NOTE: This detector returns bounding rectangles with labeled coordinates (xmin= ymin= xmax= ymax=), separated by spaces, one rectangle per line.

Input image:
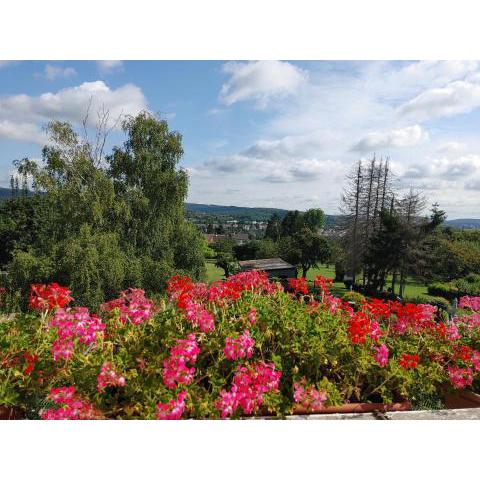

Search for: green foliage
xmin=0 ymin=113 xmax=205 ymax=308
xmin=428 ymin=274 xmax=480 ymax=300
xmin=233 ymin=239 xmax=278 ymax=261
xmin=279 ymin=228 xmax=331 ymax=277
xmin=342 ymin=291 xmax=366 ymax=304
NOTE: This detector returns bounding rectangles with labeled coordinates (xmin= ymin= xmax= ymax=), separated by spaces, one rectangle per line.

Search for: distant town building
xmin=238 ymin=257 xmax=297 ymax=281
xmin=204 ymin=232 xmax=250 ymax=245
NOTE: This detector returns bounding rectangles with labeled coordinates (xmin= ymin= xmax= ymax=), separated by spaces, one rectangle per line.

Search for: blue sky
xmin=1 ymin=60 xmax=480 ymax=218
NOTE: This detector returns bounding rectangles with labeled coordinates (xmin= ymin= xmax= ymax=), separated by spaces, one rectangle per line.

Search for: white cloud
xmin=241 ymin=131 xmax=333 ymax=160
xmin=41 ymin=64 xmax=77 ymax=81
xmin=402 ymin=154 xmax=480 ymax=180
xmin=436 ymin=141 xmax=467 ymax=157
xmin=97 ymin=60 xmax=124 ymax=74
xmin=465 ymin=178 xmax=480 ymax=190
xmin=398 ymin=79 xmax=480 ymax=121
xmin=0 ymin=120 xmax=46 ymax=144
xmin=219 ymin=60 xmax=308 ymax=106
xmin=352 ymin=125 xmax=429 ymax=152
xmin=0 ymin=81 xmax=147 ymax=143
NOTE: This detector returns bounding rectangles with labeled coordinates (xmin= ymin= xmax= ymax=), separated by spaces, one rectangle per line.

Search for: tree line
xmin=0 ymin=113 xmax=206 ymax=308
xmin=340 ymin=156 xmax=446 ymax=297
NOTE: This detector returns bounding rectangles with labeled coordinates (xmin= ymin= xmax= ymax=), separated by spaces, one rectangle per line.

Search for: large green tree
xmin=2 ymin=112 xmax=205 ymax=308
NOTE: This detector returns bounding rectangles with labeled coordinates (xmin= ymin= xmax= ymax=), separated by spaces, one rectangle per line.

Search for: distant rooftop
xmin=238 ymin=257 xmax=295 ymax=271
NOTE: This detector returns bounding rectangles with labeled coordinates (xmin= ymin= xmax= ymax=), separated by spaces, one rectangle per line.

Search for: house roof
xmin=238 ymin=257 xmax=295 ymax=271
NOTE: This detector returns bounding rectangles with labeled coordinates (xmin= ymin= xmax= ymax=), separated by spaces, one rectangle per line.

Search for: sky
xmin=0 ymin=60 xmax=479 ymax=219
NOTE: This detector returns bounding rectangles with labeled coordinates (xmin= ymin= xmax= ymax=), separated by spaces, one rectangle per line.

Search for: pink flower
xmin=49 ymin=307 xmax=105 ymax=361
xmin=471 ymin=351 xmax=480 ymax=371
xmin=373 ymin=344 xmax=389 ymax=367
xmin=446 ymin=323 xmax=461 ymax=341
xmin=184 ymin=299 xmax=215 ymax=333
xmin=369 ymin=321 xmax=383 ymax=342
xmin=97 ymin=362 xmax=126 ymax=392
xmin=41 ymin=386 xmax=100 ymax=420
xmin=51 ymin=339 xmax=75 ymax=361
xmin=293 ymin=378 xmax=327 ymax=411
xmin=224 ymin=330 xmax=255 ymax=361
xmin=459 ymin=296 xmax=480 ymax=312
xmin=156 ymin=391 xmax=187 ymax=420
xmin=248 ymin=308 xmax=257 ymax=325
xmin=215 ymin=362 xmax=281 ymax=417
xmin=162 ymin=335 xmax=200 ymax=389
xmin=100 ymin=288 xmax=155 ymax=325
xmin=448 ymin=365 xmax=473 ymax=389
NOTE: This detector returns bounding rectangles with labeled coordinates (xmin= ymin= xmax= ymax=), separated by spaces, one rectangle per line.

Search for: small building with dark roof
xmin=238 ymin=257 xmax=297 ymax=281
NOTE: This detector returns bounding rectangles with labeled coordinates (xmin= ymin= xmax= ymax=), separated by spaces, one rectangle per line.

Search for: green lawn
xmin=204 ymin=259 xmax=429 ymax=299
xmin=205 ymin=260 xmax=224 ymax=282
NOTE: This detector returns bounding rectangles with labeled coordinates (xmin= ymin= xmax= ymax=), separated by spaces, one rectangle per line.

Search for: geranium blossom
xmin=288 ymin=277 xmax=308 ymax=295
xmin=29 ymin=283 xmax=73 ymax=312
xmin=97 ymin=362 xmax=126 ymax=392
xmin=459 ymin=296 xmax=480 ymax=312
xmin=51 ymin=339 xmax=75 ymax=361
xmin=41 ymin=386 xmax=101 ymax=420
xmin=293 ymin=378 xmax=327 ymax=411
xmin=471 ymin=351 xmax=480 ymax=371
xmin=100 ymin=288 xmax=155 ymax=325
xmin=348 ymin=312 xmax=372 ymax=344
xmin=373 ymin=344 xmax=389 ymax=367
xmin=23 ymin=352 xmax=39 ymax=376
xmin=215 ymin=362 xmax=281 ymax=417
xmin=399 ymin=353 xmax=419 ymax=369
xmin=184 ymin=299 xmax=215 ymax=333
xmin=224 ymin=329 xmax=255 ymax=361
xmin=446 ymin=323 xmax=461 ymax=341
xmin=49 ymin=307 xmax=105 ymax=361
xmin=248 ymin=308 xmax=257 ymax=325
xmin=162 ymin=335 xmax=200 ymax=389
xmin=448 ymin=365 xmax=473 ymax=389
xmin=156 ymin=391 xmax=187 ymax=420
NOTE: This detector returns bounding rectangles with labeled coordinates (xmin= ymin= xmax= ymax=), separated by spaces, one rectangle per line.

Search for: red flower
xmin=454 ymin=345 xmax=473 ymax=362
xmin=29 ymin=283 xmax=73 ymax=312
xmin=348 ymin=312 xmax=372 ymax=344
xmin=399 ymin=353 xmax=419 ymax=369
xmin=288 ymin=277 xmax=308 ymax=295
xmin=23 ymin=352 xmax=39 ymax=376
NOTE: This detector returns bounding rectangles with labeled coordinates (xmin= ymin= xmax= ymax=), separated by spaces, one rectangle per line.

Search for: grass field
xmin=205 ymin=259 xmax=224 ymax=282
xmin=205 ymin=260 xmax=429 ymax=299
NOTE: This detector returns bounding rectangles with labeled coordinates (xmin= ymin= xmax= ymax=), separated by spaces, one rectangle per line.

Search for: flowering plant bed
xmin=0 ymin=274 xmax=479 ymax=419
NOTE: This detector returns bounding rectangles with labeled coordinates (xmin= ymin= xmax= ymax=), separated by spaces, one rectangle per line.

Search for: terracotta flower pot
xmin=291 ymin=400 xmax=411 ymax=416
xmin=246 ymin=399 xmax=411 ymax=418
xmin=0 ymin=405 xmax=25 ymax=420
xmin=443 ymin=390 xmax=480 ymax=409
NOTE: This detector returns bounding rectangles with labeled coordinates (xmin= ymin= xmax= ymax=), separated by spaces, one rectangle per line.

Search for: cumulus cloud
xmin=0 ymin=81 xmax=147 ymax=143
xmin=241 ymin=131 xmax=330 ymax=160
xmin=436 ymin=141 xmax=467 ymax=157
xmin=0 ymin=120 xmax=46 ymax=144
xmin=40 ymin=64 xmax=77 ymax=81
xmin=97 ymin=60 xmax=124 ymax=74
xmin=398 ymin=79 xmax=480 ymax=121
xmin=465 ymin=178 xmax=480 ymax=190
xmin=351 ymin=125 xmax=429 ymax=152
xmin=219 ymin=61 xmax=308 ymax=106
xmin=402 ymin=154 xmax=480 ymax=180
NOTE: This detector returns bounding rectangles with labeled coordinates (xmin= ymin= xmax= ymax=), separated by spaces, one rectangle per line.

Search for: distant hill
xmin=445 ymin=218 xmax=480 ymax=229
xmin=0 ymin=187 xmax=11 ymax=199
xmin=185 ymin=202 xmax=342 ymax=226
xmin=185 ymin=203 xmax=290 ymax=221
